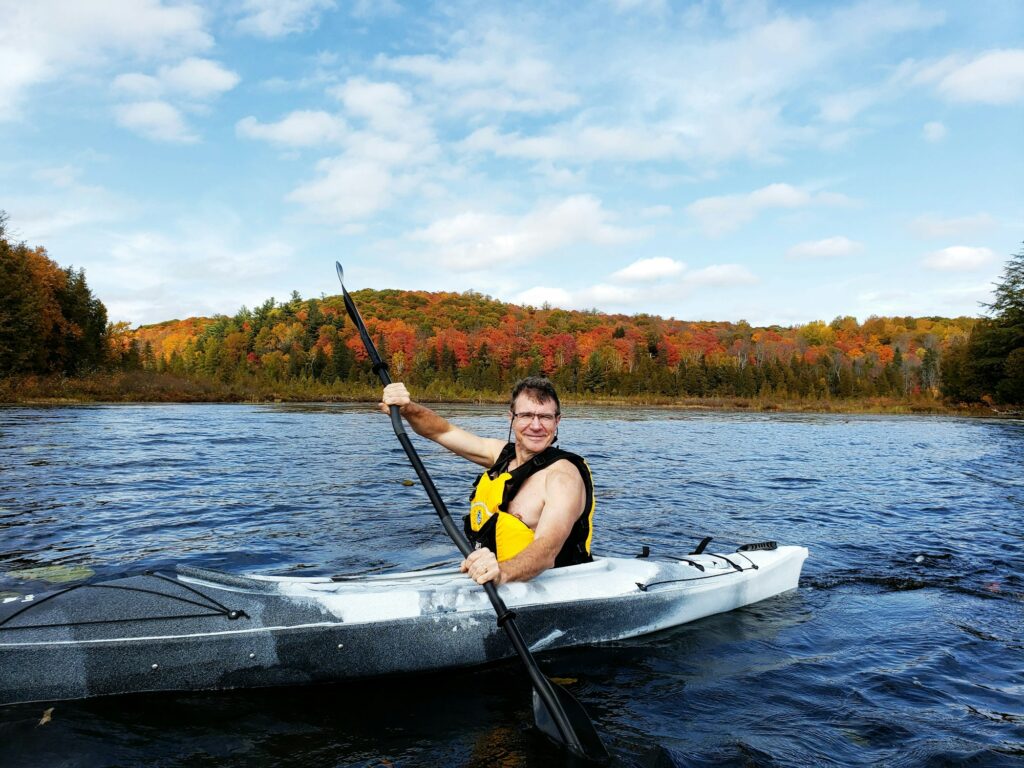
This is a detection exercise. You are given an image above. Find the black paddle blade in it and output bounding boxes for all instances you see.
[533,682,609,763]
[335,261,345,287]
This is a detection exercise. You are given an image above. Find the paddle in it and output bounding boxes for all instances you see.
[335,262,608,763]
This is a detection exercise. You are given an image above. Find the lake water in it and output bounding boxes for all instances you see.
[1,404,1022,767]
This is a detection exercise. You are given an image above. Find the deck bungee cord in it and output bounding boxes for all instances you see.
[0,573,249,632]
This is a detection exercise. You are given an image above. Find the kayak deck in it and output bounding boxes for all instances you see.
[0,545,808,706]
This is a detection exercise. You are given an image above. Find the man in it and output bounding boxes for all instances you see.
[380,376,595,586]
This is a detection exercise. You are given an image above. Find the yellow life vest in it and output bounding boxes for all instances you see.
[467,470,537,562]
[463,443,595,566]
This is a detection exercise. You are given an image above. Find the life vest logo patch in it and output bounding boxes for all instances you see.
[470,500,490,530]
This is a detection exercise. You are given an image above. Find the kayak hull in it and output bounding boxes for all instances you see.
[0,546,807,706]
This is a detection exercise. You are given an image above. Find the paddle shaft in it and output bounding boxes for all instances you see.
[338,281,588,757]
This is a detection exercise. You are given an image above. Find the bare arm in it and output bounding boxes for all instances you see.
[462,461,585,584]
[381,382,504,468]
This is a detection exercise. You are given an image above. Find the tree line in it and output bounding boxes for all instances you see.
[125,288,970,403]
[2,212,1021,407]
[0,213,108,376]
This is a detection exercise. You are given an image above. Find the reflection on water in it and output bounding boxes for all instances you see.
[1,404,1022,766]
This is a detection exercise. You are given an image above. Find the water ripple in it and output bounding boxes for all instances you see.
[1,404,1022,767]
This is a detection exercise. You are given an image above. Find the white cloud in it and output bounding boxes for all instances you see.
[922,121,947,142]
[286,136,431,220]
[460,126,567,161]
[612,257,685,282]
[237,110,347,146]
[597,3,938,162]
[412,195,639,270]
[514,286,573,308]
[0,0,210,117]
[330,77,433,145]
[511,282,645,312]
[111,227,290,279]
[112,72,163,98]
[352,0,401,19]
[685,264,758,287]
[100,224,297,324]
[825,2,945,46]
[160,57,240,99]
[532,162,586,187]
[236,0,335,38]
[376,28,577,115]
[610,0,669,13]
[10,195,125,240]
[686,183,852,236]
[856,281,996,320]
[510,258,755,313]
[114,100,197,143]
[111,58,237,143]
[578,283,640,304]
[284,77,440,222]
[444,1,946,171]
[937,49,1024,105]
[114,58,239,102]
[461,124,687,164]
[640,205,673,218]
[908,213,997,239]
[819,88,879,123]
[14,165,127,239]
[33,165,81,189]
[787,236,863,259]
[921,246,995,271]
[288,157,397,221]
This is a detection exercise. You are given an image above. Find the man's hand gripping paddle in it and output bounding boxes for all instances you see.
[335,262,608,763]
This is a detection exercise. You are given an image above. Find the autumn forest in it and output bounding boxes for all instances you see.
[2,214,1022,411]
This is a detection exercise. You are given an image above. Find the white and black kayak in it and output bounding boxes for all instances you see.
[0,543,807,707]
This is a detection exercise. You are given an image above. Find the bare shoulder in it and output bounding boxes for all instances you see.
[544,458,584,488]
[535,460,585,529]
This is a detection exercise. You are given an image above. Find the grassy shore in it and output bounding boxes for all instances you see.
[2,371,1015,418]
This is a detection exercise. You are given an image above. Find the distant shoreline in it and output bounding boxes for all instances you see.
[2,372,1017,419]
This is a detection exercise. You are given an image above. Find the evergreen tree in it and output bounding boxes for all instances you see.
[920,346,939,391]
[305,299,323,346]
[331,340,352,381]
[986,245,1024,403]
[310,346,328,380]
[885,347,905,396]
[583,352,607,393]
[945,245,1024,403]
[985,245,1024,326]
[1001,347,1024,404]
[122,339,142,370]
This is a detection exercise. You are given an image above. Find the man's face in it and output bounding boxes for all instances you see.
[509,392,560,453]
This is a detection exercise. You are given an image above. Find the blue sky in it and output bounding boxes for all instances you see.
[2,0,1022,327]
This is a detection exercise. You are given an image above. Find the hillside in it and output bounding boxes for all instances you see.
[122,288,976,402]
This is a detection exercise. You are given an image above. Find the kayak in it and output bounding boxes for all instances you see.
[0,543,807,706]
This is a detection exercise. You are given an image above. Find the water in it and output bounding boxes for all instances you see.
[1,404,1022,767]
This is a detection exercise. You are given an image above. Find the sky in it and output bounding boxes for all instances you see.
[2,0,1022,328]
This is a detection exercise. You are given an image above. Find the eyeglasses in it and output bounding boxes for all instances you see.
[512,411,559,425]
